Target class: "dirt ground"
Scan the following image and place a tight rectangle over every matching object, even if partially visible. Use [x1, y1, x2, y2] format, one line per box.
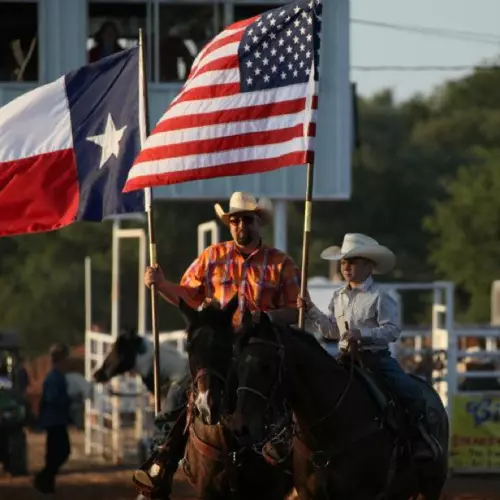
[1, 429, 499, 500]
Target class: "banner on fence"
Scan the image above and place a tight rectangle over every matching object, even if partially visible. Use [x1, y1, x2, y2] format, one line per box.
[450, 393, 500, 470]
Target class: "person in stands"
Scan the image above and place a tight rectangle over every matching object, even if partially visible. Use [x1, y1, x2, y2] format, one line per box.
[88, 21, 124, 63]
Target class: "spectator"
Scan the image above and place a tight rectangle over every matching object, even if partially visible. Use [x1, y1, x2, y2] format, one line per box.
[17, 355, 30, 396]
[0, 361, 11, 388]
[159, 34, 194, 81]
[33, 343, 71, 494]
[88, 21, 123, 63]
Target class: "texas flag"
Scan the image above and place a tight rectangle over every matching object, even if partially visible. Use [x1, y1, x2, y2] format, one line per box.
[0, 47, 145, 237]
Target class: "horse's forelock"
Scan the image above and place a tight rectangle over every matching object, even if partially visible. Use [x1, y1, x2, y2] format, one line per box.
[234, 323, 255, 354]
[186, 323, 227, 354]
[235, 320, 274, 356]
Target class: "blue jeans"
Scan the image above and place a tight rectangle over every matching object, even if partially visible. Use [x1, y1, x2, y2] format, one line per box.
[151, 374, 190, 450]
[376, 351, 425, 411]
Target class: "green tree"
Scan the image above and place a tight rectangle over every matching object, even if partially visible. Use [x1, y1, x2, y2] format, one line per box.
[0, 222, 116, 355]
[425, 148, 500, 322]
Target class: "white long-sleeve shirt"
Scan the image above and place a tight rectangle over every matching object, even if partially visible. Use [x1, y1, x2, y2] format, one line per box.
[306, 276, 401, 352]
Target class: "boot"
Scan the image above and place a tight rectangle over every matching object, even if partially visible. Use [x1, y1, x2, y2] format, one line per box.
[133, 411, 188, 499]
[406, 400, 442, 462]
[33, 470, 55, 494]
[411, 415, 442, 462]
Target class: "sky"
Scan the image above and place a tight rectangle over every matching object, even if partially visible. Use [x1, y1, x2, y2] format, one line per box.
[350, 0, 500, 102]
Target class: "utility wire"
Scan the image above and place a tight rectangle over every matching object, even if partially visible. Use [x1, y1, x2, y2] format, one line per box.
[352, 65, 500, 72]
[351, 18, 500, 46]
[350, 18, 500, 71]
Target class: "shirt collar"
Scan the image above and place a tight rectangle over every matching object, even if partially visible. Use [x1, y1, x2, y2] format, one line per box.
[232, 239, 264, 258]
[342, 275, 374, 294]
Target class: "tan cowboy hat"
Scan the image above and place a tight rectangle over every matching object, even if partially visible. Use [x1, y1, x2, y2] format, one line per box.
[214, 192, 273, 226]
[320, 233, 396, 274]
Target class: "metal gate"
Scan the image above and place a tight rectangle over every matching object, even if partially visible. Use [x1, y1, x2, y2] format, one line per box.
[84, 220, 219, 463]
[84, 330, 147, 463]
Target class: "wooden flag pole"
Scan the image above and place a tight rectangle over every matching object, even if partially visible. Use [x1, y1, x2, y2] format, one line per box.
[297, 38, 317, 330]
[138, 29, 162, 416]
[298, 161, 314, 329]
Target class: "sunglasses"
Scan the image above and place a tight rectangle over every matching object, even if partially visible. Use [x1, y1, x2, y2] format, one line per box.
[229, 215, 255, 226]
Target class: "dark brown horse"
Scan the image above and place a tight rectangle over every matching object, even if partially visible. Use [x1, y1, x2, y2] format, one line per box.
[177, 297, 294, 500]
[233, 313, 449, 500]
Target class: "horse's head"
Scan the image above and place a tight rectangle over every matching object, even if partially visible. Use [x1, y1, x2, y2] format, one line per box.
[180, 295, 238, 425]
[233, 311, 285, 444]
[93, 328, 143, 383]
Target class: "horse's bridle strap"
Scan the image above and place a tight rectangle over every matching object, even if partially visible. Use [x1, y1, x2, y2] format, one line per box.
[193, 368, 226, 385]
[236, 385, 269, 401]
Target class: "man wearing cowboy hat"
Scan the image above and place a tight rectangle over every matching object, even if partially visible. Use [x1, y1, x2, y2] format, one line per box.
[134, 191, 301, 498]
[298, 233, 442, 463]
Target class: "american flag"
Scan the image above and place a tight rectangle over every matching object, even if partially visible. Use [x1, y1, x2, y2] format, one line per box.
[123, 0, 322, 193]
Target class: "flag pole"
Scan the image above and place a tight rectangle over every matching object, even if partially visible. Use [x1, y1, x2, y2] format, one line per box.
[298, 161, 314, 329]
[138, 29, 162, 416]
[298, 38, 317, 330]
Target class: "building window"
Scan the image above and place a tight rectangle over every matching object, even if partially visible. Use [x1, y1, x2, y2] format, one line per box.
[88, 1, 223, 83]
[87, 2, 146, 63]
[0, 1, 39, 82]
[233, 2, 280, 23]
[157, 3, 223, 82]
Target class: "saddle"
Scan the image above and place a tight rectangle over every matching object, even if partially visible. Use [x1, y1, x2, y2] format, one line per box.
[338, 350, 407, 433]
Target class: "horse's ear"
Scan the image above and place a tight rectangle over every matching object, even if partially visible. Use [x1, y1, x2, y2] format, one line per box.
[125, 327, 138, 338]
[240, 309, 253, 332]
[178, 297, 198, 326]
[223, 294, 239, 320]
[260, 311, 273, 327]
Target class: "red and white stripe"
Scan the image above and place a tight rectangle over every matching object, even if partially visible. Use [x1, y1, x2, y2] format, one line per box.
[0, 78, 80, 236]
[123, 15, 318, 192]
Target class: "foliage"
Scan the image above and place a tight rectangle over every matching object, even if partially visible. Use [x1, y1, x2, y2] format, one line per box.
[424, 149, 500, 322]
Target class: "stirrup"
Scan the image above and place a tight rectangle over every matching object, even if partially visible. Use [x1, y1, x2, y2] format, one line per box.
[133, 467, 175, 500]
[415, 423, 442, 461]
[133, 470, 155, 491]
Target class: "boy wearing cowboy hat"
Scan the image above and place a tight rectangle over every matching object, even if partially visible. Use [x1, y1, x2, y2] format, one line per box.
[134, 192, 301, 499]
[298, 233, 442, 463]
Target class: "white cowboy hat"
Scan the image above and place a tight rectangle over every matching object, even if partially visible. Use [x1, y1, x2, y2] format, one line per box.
[214, 192, 273, 226]
[320, 233, 396, 274]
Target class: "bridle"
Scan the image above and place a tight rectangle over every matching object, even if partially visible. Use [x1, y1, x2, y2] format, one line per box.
[190, 366, 228, 406]
[236, 335, 285, 403]
[235, 332, 291, 454]
[236, 328, 359, 434]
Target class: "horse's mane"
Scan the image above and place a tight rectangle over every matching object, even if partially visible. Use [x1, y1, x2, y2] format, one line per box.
[285, 326, 337, 363]
[236, 320, 336, 365]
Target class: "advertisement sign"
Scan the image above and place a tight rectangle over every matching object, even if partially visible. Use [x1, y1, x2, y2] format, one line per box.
[450, 394, 500, 470]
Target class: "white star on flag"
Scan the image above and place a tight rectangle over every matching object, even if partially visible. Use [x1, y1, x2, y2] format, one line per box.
[87, 114, 127, 169]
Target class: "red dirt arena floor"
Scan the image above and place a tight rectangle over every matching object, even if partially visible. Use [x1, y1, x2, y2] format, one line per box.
[1, 429, 499, 500]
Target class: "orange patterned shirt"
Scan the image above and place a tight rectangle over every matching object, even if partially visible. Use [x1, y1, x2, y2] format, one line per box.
[180, 241, 301, 326]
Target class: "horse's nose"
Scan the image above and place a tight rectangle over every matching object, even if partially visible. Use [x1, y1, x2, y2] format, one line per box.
[230, 414, 254, 446]
[195, 390, 216, 424]
[93, 368, 105, 382]
[230, 412, 251, 437]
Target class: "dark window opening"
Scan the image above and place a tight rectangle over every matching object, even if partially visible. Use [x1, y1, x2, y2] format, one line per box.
[158, 3, 222, 82]
[87, 2, 146, 64]
[0, 2, 39, 82]
[234, 3, 274, 23]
